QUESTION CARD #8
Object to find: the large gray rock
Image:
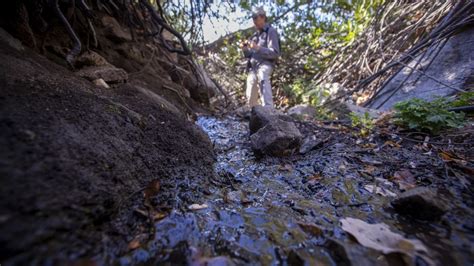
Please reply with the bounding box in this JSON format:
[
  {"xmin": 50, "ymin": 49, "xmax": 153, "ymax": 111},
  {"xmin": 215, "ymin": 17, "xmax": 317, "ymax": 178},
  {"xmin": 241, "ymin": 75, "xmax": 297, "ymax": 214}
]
[
  {"xmin": 249, "ymin": 106, "xmax": 290, "ymax": 134},
  {"xmin": 391, "ymin": 187, "xmax": 447, "ymax": 221},
  {"xmin": 101, "ymin": 16, "xmax": 132, "ymax": 42},
  {"xmin": 367, "ymin": 28, "xmax": 474, "ymax": 110},
  {"xmin": 250, "ymin": 119, "xmax": 302, "ymax": 157},
  {"xmin": 76, "ymin": 66, "xmax": 128, "ymax": 84}
]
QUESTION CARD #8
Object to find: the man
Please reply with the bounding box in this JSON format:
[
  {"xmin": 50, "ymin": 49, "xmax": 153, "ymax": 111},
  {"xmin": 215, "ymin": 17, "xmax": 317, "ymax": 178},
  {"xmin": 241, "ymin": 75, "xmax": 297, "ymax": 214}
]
[{"xmin": 240, "ymin": 7, "xmax": 280, "ymax": 108}]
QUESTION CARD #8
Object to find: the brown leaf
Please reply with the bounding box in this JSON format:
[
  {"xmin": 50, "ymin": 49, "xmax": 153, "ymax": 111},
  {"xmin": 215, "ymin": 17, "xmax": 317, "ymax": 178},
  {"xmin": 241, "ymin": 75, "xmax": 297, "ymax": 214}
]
[
  {"xmin": 363, "ymin": 165, "xmax": 377, "ymax": 175},
  {"xmin": 153, "ymin": 212, "xmax": 167, "ymax": 221},
  {"xmin": 439, "ymin": 151, "xmax": 453, "ymax": 161},
  {"xmin": 144, "ymin": 179, "xmax": 161, "ymax": 199},
  {"xmin": 340, "ymin": 218, "xmax": 432, "ymax": 264},
  {"xmin": 439, "ymin": 150, "xmax": 473, "ymax": 176},
  {"xmin": 144, "ymin": 180, "xmax": 161, "ymax": 209},
  {"xmin": 383, "ymin": 140, "xmax": 401, "ymax": 148},
  {"xmin": 392, "ymin": 169, "xmax": 416, "ymax": 190},
  {"xmin": 439, "ymin": 150, "xmax": 467, "ymax": 165},
  {"xmin": 307, "ymin": 173, "xmax": 323, "ymax": 185}
]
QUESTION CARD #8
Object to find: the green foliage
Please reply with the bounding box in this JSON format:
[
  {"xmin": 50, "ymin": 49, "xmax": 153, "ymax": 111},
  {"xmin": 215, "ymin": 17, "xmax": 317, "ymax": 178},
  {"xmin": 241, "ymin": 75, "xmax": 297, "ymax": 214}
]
[
  {"xmin": 451, "ymin": 91, "xmax": 474, "ymax": 107},
  {"xmin": 220, "ymin": 40, "xmax": 241, "ymax": 67},
  {"xmin": 285, "ymin": 79, "xmax": 332, "ymax": 106},
  {"xmin": 393, "ymin": 98, "xmax": 465, "ymax": 133},
  {"xmin": 282, "ymin": 79, "xmax": 336, "ymax": 119},
  {"xmin": 314, "ymin": 106, "xmax": 337, "ymax": 120},
  {"xmin": 167, "ymin": 0, "xmax": 387, "ymax": 106},
  {"xmin": 272, "ymin": 0, "xmax": 385, "ymax": 106},
  {"xmin": 349, "ymin": 112, "xmax": 374, "ymax": 137}
]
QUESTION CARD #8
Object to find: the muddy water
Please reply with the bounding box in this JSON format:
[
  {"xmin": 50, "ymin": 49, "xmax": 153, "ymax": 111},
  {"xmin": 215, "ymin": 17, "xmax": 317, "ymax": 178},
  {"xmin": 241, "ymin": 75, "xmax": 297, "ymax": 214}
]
[{"xmin": 119, "ymin": 115, "xmax": 473, "ymax": 265}]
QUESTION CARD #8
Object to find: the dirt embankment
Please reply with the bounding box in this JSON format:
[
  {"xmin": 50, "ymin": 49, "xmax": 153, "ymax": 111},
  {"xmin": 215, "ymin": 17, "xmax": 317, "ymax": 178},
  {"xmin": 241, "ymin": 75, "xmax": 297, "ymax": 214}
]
[{"xmin": 0, "ymin": 24, "xmax": 215, "ymax": 264}]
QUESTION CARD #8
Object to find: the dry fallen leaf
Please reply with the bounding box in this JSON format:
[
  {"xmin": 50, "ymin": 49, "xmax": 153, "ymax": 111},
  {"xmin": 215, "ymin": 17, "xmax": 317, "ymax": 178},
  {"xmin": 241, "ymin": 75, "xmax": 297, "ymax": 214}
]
[
  {"xmin": 438, "ymin": 150, "xmax": 470, "ymax": 164},
  {"xmin": 363, "ymin": 165, "xmax": 377, "ymax": 175},
  {"xmin": 307, "ymin": 173, "xmax": 323, "ymax": 185},
  {"xmin": 383, "ymin": 140, "xmax": 401, "ymax": 148},
  {"xmin": 144, "ymin": 179, "xmax": 161, "ymax": 199},
  {"xmin": 153, "ymin": 212, "xmax": 167, "ymax": 221},
  {"xmin": 340, "ymin": 218, "xmax": 432, "ymax": 264},
  {"xmin": 392, "ymin": 169, "xmax": 417, "ymax": 190}
]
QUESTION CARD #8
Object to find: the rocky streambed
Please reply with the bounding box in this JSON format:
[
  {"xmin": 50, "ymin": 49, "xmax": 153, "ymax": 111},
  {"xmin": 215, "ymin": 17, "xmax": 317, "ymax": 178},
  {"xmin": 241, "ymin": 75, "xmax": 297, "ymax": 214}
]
[{"xmin": 117, "ymin": 114, "xmax": 474, "ymax": 265}]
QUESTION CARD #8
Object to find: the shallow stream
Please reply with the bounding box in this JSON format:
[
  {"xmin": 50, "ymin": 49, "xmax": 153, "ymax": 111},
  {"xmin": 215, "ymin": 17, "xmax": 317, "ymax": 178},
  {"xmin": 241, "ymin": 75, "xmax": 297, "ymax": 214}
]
[{"xmin": 119, "ymin": 115, "xmax": 473, "ymax": 265}]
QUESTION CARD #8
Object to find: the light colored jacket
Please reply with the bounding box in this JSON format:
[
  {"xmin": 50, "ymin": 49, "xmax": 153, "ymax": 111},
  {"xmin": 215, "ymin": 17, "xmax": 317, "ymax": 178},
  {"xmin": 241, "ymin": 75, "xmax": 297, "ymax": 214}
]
[{"xmin": 244, "ymin": 24, "xmax": 280, "ymax": 69}]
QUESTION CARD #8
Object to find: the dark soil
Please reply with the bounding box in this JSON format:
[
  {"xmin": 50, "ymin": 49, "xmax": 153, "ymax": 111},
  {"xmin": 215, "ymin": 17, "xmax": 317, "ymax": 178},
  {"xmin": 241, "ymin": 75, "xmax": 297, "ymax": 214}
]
[{"xmin": 0, "ymin": 39, "xmax": 214, "ymax": 264}]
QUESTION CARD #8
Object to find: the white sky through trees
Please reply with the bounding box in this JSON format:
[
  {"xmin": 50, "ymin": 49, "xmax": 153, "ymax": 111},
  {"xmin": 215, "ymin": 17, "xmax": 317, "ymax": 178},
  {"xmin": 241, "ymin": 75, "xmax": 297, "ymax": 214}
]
[{"xmin": 201, "ymin": 3, "xmax": 253, "ymax": 43}]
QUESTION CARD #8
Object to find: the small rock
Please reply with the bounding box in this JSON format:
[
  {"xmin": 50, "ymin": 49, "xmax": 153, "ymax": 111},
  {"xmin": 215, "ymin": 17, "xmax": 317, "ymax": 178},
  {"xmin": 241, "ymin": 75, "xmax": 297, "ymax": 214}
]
[
  {"xmin": 250, "ymin": 119, "xmax": 302, "ymax": 157},
  {"xmin": 188, "ymin": 203, "xmax": 208, "ymax": 211},
  {"xmin": 287, "ymin": 104, "xmax": 317, "ymax": 119},
  {"xmin": 391, "ymin": 187, "xmax": 447, "ymax": 220},
  {"xmin": 249, "ymin": 105, "xmax": 290, "ymax": 134},
  {"xmin": 299, "ymin": 135, "xmax": 322, "ymax": 154},
  {"xmin": 101, "ymin": 16, "xmax": 132, "ymax": 42},
  {"xmin": 76, "ymin": 66, "xmax": 128, "ymax": 84},
  {"xmin": 93, "ymin": 78, "xmax": 110, "ymax": 89}
]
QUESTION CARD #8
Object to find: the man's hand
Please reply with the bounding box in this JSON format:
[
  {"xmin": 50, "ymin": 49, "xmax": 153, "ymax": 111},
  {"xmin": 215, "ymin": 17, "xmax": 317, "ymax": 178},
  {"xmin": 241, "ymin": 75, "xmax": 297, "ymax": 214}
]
[
  {"xmin": 239, "ymin": 40, "xmax": 249, "ymax": 49},
  {"xmin": 250, "ymin": 41, "xmax": 260, "ymax": 51}
]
